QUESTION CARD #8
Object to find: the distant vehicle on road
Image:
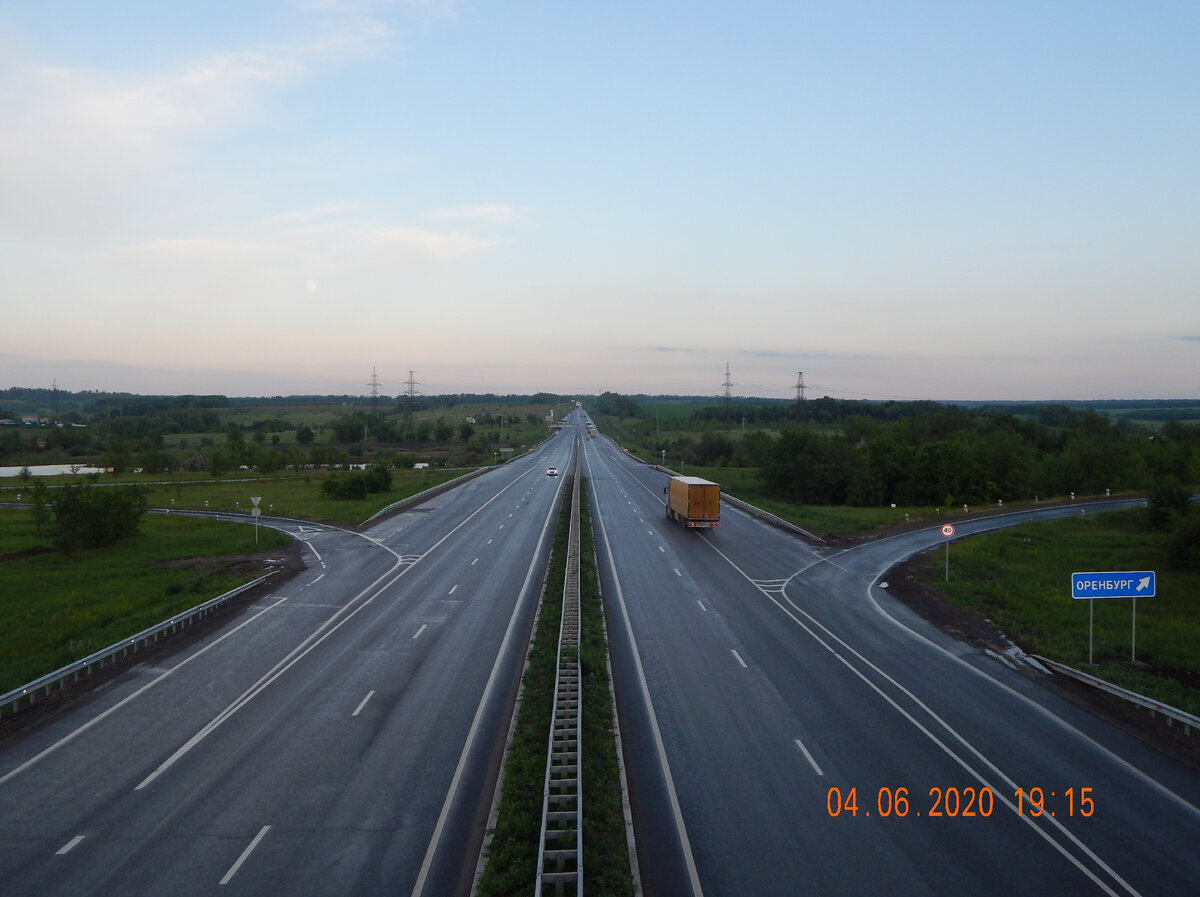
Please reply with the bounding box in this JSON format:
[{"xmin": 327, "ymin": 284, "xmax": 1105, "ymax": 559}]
[
  {"xmin": 547, "ymin": 467, "xmax": 558, "ymax": 476},
  {"xmin": 664, "ymin": 475, "xmax": 720, "ymax": 527}
]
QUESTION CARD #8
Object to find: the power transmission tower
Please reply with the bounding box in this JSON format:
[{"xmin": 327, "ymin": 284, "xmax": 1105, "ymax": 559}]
[
  {"xmin": 794, "ymin": 371, "xmax": 806, "ymax": 404},
  {"xmin": 367, "ymin": 366, "xmax": 382, "ymax": 407},
  {"xmin": 722, "ymin": 363, "xmax": 733, "ymax": 404},
  {"xmin": 404, "ymin": 370, "xmax": 420, "ymax": 411}
]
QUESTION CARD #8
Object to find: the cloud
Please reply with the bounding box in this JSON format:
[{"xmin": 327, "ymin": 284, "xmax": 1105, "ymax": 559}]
[
  {"xmin": 364, "ymin": 225, "xmax": 492, "ymax": 261},
  {"xmin": 0, "ymin": 20, "xmax": 391, "ymax": 243},
  {"xmin": 1174, "ymin": 335, "xmax": 1200, "ymax": 342},
  {"xmin": 431, "ymin": 203, "xmax": 533, "ymax": 226}
]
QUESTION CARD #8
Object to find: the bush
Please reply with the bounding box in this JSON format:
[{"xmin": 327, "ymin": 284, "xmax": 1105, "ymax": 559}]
[
  {"xmin": 319, "ymin": 464, "xmax": 392, "ymax": 500},
  {"xmin": 1169, "ymin": 506, "xmax": 1200, "ymax": 571},
  {"xmin": 51, "ymin": 482, "xmax": 148, "ymax": 553}
]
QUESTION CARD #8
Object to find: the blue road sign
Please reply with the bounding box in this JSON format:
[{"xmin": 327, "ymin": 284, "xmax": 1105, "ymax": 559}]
[{"xmin": 1071, "ymin": 571, "xmax": 1156, "ymax": 599}]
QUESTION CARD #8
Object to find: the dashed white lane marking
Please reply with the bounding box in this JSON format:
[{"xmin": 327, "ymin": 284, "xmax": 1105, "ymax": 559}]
[
  {"xmin": 352, "ymin": 691, "xmax": 375, "ymax": 717},
  {"xmin": 220, "ymin": 825, "xmax": 271, "ymax": 885},
  {"xmin": 56, "ymin": 835, "xmax": 85, "ymax": 856}
]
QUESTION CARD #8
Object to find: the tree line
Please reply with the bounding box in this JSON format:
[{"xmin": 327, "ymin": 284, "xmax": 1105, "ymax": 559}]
[{"xmin": 621, "ymin": 400, "xmax": 1200, "ymax": 508}]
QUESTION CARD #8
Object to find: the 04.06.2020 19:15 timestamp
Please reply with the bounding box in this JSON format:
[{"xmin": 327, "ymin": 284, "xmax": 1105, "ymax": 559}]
[{"xmin": 826, "ymin": 786, "xmax": 1095, "ymax": 818}]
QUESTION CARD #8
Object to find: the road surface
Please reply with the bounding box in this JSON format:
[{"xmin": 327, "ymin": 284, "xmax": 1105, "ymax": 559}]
[{"xmin": 585, "ymin": 427, "xmax": 1200, "ymax": 897}]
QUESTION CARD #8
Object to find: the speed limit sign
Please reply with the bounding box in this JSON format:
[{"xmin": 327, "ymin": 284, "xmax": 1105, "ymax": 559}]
[{"xmin": 941, "ymin": 524, "xmax": 955, "ymax": 537}]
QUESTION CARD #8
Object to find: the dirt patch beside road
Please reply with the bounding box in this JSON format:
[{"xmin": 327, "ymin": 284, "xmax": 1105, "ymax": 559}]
[{"xmin": 886, "ymin": 552, "xmax": 1200, "ymax": 773}]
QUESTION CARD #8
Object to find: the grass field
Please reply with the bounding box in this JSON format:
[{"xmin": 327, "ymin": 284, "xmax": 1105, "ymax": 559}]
[
  {"xmin": 0, "ymin": 508, "xmax": 291, "ymax": 694},
  {"xmin": 909, "ymin": 509, "xmax": 1200, "ymax": 715},
  {"xmin": 139, "ymin": 466, "xmax": 469, "ymax": 525},
  {"xmin": 1, "ymin": 465, "xmax": 474, "ymax": 526}
]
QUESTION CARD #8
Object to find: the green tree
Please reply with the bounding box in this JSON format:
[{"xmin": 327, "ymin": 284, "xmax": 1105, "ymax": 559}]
[{"xmin": 51, "ymin": 482, "xmax": 148, "ymax": 553}]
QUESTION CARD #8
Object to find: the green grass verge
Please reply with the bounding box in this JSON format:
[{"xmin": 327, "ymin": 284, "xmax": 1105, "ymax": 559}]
[
  {"xmin": 2, "ymin": 467, "xmax": 469, "ymax": 526},
  {"xmin": 909, "ymin": 508, "xmax": 1200, "ymax": 716},
  {"xmin": 671, "ymin": 465, "xmax": 990, "ymax": 536},
  {"xmin": 0, "ymin": 507, "xmax": 291, "ymax": 693},
  {"xmin": 476, "ymin": 481, "xmax": 633, "ymax": 897}
]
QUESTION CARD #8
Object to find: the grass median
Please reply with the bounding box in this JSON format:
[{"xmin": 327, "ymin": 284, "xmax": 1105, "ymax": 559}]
[{"xmin": 476, "ymin": 480, "xmax": 633, "ymax": 897}]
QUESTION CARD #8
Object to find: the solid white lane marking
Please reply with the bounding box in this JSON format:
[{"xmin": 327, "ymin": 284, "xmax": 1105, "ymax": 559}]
[
  {"xmin": 307, "ymin": 573, "xmax": 325, "ymax": 585},
  {"xmin": 731, "ymin": 649, "xmax": 748, "ymax": 668},
  {"xmin": 703, "ymin": 539, "xmax": 1144, "ymax": 897},
  {"xmin": 0, "ymin": 595, "xmax": 291, "ymax": 788},
  {"xmin": 413, "ymin": 624, "xmax": 427, "ymax": 639},
  {"xmin": 220, "ymin": 825, "xmax": 271, "ymax": 885},
  {"xmin": 584, "ymin": 452, "xmax": 704, "ymax": 897},
  {"xmin": 795, "ymin": 738, "xmax": 824, "ymax": 776},
  {"xmin": 56, "ymin": 835, "xmax": 85, "ymax": 855},
  {"xmin": 411, "ymin": 464, "xmax": 565, "ymax": 897},
  {"xmin": 352, "ymin": 690, "xmax": 375, "ymax": 717}
]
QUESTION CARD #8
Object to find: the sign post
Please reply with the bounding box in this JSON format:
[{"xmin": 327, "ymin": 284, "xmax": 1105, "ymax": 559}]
[
  {"xmin": 251, "ymin": 496, "xmax": 262, "ymax": 545},
  {"xmin": 941, "ymin": 524, "xmax": 955, "ymax": 581},
  {"xmin": 1071, "ymin": 571, "xmax": 1155, "ymax": 664}
]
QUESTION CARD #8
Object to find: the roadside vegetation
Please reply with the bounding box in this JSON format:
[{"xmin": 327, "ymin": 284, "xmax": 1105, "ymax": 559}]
[
  {"xmin": 905, "ymin": 506, "xmax": 1200, "ymax": 716},
  {"xmin": 0, "ymin": 507, "xmax": 289, "ymax": 693}
]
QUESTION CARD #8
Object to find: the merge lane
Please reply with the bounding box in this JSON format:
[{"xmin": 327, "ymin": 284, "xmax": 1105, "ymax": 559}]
[
  {"xmin": 588, "ymin": 433, "xmax": 1200, "ymax": 896},
  {"xmin": 0, "ymin": 440, "xmax": 575, "ymax": 897}
]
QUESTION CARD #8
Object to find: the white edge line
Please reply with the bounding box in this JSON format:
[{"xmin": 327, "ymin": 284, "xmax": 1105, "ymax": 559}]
[
  {"xmin": 704, "ymin": 538, "xmax": 1141, "ymax": 897},
  {"xmin": 220, "ymin": 824, "xmax": 271, "ymax": 885},
  {"xmin": 0, "ymin": 595, "xmax": 291, "ymax": 787},
  {"xmin": 410, "ymin": 466, "xmax": 564, "ymax": 896},
  {"xmin": 587, "ymin": 451, "xmax": 706, "ymax": 897},
  {"xmin": 731, "ymin": 649, "xmax": 748, "ymax": 668}
]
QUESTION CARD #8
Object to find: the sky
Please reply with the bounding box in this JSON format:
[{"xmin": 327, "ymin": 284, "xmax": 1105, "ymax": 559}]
[{"xmin": 1, "ymin": 1, "xmax": 1198, "ymax": 402}]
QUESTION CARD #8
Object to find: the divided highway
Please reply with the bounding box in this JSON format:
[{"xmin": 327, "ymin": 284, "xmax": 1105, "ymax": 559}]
[
  {"xmin": 4, "ymin": 409, "xmax": 1199, "ymax": 897},
  {"xmin": 584, "ymin": 424, "xmax": 1200, "ymax": 896}
]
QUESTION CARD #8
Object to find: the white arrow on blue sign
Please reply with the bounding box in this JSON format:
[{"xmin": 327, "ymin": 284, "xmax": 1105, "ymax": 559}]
[{"xmin": 1071, "ymin": 571, "xmax": 1155, "ymax": 599}]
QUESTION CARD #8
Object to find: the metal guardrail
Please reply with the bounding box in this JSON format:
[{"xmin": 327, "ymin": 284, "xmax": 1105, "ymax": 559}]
[
  {"xmin": 536, "ymin": 453, "xmax": 583, "ymax": 896},
  {"xmin": 0, "ymin": 570, "xmax": 279, "ymax": 718},
  {"xmin": 1033, "ymin": 655, "xmax": 1200, "ymax": 736},
  {"xmin": 720, "ymin": 491, "xmax": 827, "ymax": 545},
  {"xmin": 361, "ymin": 466, "xmax": 493, "ymax": 525}
]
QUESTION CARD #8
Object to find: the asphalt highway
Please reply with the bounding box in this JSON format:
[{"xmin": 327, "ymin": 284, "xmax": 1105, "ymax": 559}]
[
  {"xmin": 0, "ymin": 427, "xmax": 579, "ymax": 897},
  {"xmin": 584, "ymin": 427, "xmax": 1200, "ymax": 897},
  {"xmin": 5, "ymin": 411, "xmax": 1199, "ymax": 897}
]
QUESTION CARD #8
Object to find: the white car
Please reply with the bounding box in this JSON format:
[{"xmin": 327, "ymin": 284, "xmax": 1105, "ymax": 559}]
[{"xmin": 547, "ymin": 467, "xmax": 558, "ymax": 476}]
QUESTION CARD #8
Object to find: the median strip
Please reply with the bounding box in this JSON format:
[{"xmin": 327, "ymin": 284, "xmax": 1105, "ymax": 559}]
[{"xmin": 475, "ymin": 464, "xmax": 634, "ymax": 897}]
